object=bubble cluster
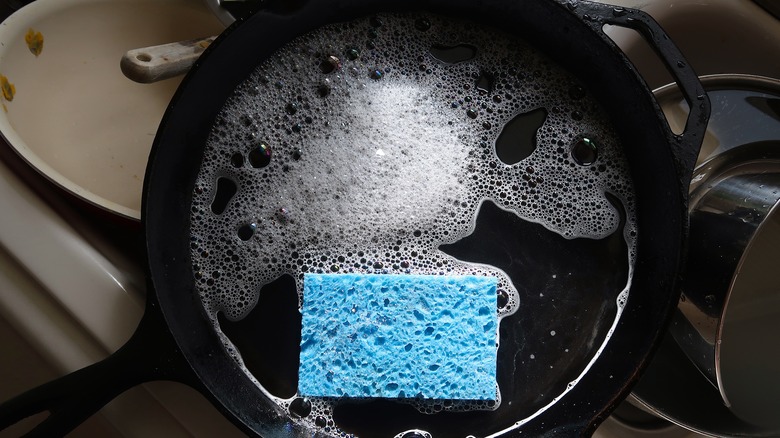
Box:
[189,12,638,436]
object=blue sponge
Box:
[298,273,498,400]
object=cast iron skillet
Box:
[0,0,709,436]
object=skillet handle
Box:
[0,299,199,437]
[577,1,711,184]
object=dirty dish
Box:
[0,0,223,221]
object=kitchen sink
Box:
[0,1,777,437]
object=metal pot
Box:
[631,74,780,437]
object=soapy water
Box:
[188,12,637,436]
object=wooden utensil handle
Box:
[121,36,216,83]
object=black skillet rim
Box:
[143,0,691,436]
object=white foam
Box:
[188,12,638,436]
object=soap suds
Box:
[188,12,638,437]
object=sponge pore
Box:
[298,273,498,400]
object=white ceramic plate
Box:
[0,0,224,221]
